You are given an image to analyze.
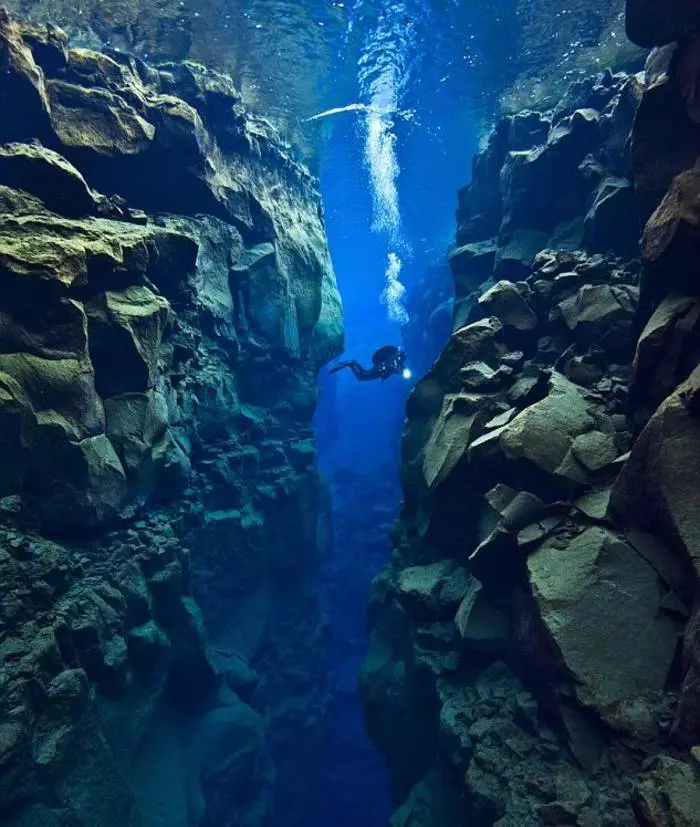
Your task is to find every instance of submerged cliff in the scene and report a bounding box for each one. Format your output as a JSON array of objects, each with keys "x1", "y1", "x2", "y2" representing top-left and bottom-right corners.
[
  {"x1": 0, "y1": 7, "x2": 342, "y2": 826},
  {"x1": 362, "y1": 3, "x2": 700, "y2": 824}
]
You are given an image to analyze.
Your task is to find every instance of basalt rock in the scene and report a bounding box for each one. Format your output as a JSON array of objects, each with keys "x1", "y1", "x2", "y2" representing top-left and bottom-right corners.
[
  {"x1": 632, "y1": 755, "x2": 700, "y2": 827},
  {"x1": 363, "y1": 46, "x2": 696, "y2": 827},
  {"x1": 631, "y1": 42, "x2": 700, "y2": 227},
  {"x1": 0, "y1": 9, "x2": 342, "y2": 827},
  {"x1": 618, "y1": 2, "x2": 700, "y2": 762},
  {"x1": 450, "y1": 69, "x2": 642, "y2": 321},
  {"x1": 584, "y1": 175, "x2": 641, "y2": 259}
]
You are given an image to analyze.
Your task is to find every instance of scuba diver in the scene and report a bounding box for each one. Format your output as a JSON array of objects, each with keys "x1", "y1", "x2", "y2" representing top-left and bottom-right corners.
[{"x1": 330, "y1": 345, "x2": 411, "y2": 382}]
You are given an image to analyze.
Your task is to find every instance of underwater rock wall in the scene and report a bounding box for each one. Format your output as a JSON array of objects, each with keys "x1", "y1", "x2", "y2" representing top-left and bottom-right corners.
[
  {"x1": 362, "y1": 19, "x2": 700, "y2": 827},
  {"x1": 0, "y1": 7, "x2": 342, "y2": 827}
]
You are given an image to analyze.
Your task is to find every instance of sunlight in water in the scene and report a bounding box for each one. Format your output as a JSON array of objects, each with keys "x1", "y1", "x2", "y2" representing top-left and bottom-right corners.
[{"x1": 359, "y1": 1, "x2": 413, "y2": 325}]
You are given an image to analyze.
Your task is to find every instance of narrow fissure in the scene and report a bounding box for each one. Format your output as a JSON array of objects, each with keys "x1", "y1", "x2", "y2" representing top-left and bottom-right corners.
[{"x1": 1, "y1": 2, "x2": 699, "y2": 827}]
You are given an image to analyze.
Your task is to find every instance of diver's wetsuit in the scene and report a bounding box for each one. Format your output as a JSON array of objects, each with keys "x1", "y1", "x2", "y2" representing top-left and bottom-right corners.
[
  {"x1": 331, "y1": 345, "x2": 407, "y2": 382},
  {"x1": 331, "y1": 360, "x2": 382, "y2": 381}
]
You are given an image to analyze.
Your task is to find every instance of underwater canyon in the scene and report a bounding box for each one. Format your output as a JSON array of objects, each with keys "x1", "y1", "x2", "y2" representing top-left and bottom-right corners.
[{"x1": 1, "y1": 1, "x2": 700, "y2": 826}]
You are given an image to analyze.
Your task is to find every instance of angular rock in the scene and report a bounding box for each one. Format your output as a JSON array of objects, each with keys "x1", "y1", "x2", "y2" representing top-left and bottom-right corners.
[
  {"x1": 455, "y1": 580, "x2": 509, "y2": 652},
  {"x1": 570, "y1": 430, "x2": 618, "y2": 472},
  {"x1": 632, "y1": 45, "x2": 700, "y2": 223},
  {"x1": 85, "y1": 287, "x2": 170, "y2": 397},
  {"x1": 557, "y1": 284, "x2": 638, "y2": 357},
  {"x1": 574, "y1": 488, "x2": 612, "y2": 521},
  {"x1": 459, "y1": 361, "x2": 504, "y2": 391},
  {"x1": 397, "y1": 562, "x2": 470, "y2": 620},
  {"x1": 478, "y1": 280, "x2": 538, "y2": 331},
  {"x1": 499, "y1": 372, "x2": 601, "y2": 486},
  {"x1": 493, "y1": 229, "x2": 549, "y2": 281},
  {"x1": 47, "y1": 79, "x2": 156, "y2": 156},
  {"x1": 422, "y1": 395, "x2": 477, "y2": 490},
  {"x1": 584, "y1": 176, "x2": 640, "y2": 259},
  {"x1": 643, "y1": 167, "x2": 700, "y2": 297},
  {"x1": 448, "y1": 239, "x2": 497, "y2": 295},
  {"x1": 630, "y1": 292, "x2": 700, "y2": 425},
  {"x1": 506, "y1": 367, "x2": 548, "y2": 408},
  {"x1": 527, "y1": 526, "x2": 680, "y2": 718},
  {"x1": 632, "y1": 756, "x2": 700, "y2": 826},
  {"x1": 609, "y1": 365, "x2": 700, "y2": 743},
  {"x1": 437, "y1": 317, "x2": 504, "y2": 391},
  {"x1": 610, "y1": 364, "x2": 700, "y2": 580}
]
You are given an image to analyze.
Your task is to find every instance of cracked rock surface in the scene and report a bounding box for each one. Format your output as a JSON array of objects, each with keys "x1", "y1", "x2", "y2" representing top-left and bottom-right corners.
[
  {"x1": 362, "y1": 19, "x2": 700, "y2": 825},
  {"x1": 0, "y1": 8, "x2": 342, "y2": 827}
]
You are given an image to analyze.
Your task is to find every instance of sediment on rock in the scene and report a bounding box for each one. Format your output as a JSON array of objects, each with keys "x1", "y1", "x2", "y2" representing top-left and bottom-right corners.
[
  {"x1": 362, "y1": 25, "x2": 700, "y2": 827},
  {"x1": 0, "y1": 8, "x2": 343, "y2": 827}
]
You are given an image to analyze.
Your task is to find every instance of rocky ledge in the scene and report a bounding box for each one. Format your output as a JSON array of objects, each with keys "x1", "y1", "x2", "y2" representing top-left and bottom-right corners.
[
  {"x1": 0, "y1": 7, "x2": 342, "y2": 827},
  {"x1": 362, "y1": 6, "x2": 700, "y2": 826}
]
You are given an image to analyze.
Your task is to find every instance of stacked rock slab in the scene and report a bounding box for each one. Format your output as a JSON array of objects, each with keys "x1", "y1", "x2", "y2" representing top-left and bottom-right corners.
[
  {"x1": 362, "y1": 36, "x2": 700, "y2": 827},
  {"x1": 449, "y1": 69, "x2": 643, "y2": 327},
  {"x1": 0, "y1": 8, "x2": 343, "y2": 827},
  {"x1": 613, "y1": 0, "x2": 700, "y2": 765}
]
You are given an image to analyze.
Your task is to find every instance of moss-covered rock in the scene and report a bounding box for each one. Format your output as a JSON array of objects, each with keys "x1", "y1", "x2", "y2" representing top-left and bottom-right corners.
[
  {"x1": 0, "y1": 8, "x2": 342, "y2": 827},
  {"x1": 86, "y1": 286, "x2": 170, "y2": 396}
]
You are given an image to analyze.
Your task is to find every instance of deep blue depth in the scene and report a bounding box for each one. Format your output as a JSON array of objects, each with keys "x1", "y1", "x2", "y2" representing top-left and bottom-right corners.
[{"x1": 313, "y1": 95, "x2": 478, "y2": 825}]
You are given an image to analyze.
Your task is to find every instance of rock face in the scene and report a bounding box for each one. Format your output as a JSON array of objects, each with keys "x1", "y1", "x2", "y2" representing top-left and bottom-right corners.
[
  {"x1": 362, "y1": 24, "x2": 700, "y2": 827},
  {"x1": 0, "y1": 8, "x2": 342, "y2": 827},
  {"x1": 615, "y1": 0, "x2": 700, "y2": 758},
  {"x1": 451, "y1": 69, "x2": 643, "y2": 308}
]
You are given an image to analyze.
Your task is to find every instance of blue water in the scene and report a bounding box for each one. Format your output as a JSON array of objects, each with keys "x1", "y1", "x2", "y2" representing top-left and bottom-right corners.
[
  {"x1": 0, "y1": 0, "x2": 635, "y2": 824},
  {"x1": 312, "y1": 54, "x2": 479, "y2": 821}
]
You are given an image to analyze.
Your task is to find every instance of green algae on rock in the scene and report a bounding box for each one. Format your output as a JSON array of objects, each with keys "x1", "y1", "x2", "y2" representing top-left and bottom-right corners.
[{"x1": 0, "y1": 6, "x2": 342, "y2": 827}]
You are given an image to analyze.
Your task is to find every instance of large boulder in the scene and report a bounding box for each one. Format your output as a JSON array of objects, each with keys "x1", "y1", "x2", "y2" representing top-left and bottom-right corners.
[
  {"x1": 610, "y1": 365, "x2": 700, "y2": 743},
  {"x1": 632, "y1": 756, "x2": 700, "y2": 826},
  {"x1": 642, "y1": 167, "x2": 700, "y2": 308},
  {"x1": 610, "y1": 364, "x2": 700, "y2": 581},
  {"x1": 632, "y1": 44, "x2": 700, "y2": 224},
  {"x1": 584, "y1": 176, "x2": 640, "y2": 259},
  {"x1": 421, "y1": 394, "x2": 479, "y2": 490},
  {"x1": 497, "y1": 372, "x2": 611, "y2": 488},
  {"x1": 556, "y1": 282, "x2": 638, "y2": 358},
  {"x1": 478, "y1": 280, "x2": 538, "y2": 332},
  {"x1": 629, "y1": 292, "x2": 700, "y2": 425},
  {"x1": 527, "y1": 526, "x2": 680, "y2": 721}
]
